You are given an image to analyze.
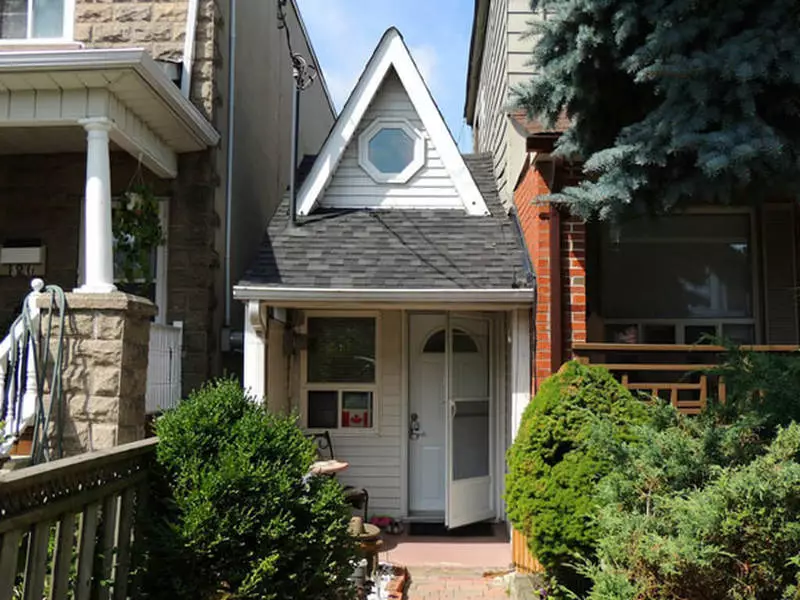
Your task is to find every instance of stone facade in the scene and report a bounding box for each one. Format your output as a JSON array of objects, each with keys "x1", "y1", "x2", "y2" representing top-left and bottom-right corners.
[
  {"x1": 43, "y1": 293, "x2": 157, "y2": 455},
  {"x1": 74, "y1": 0, "x2": 221, "y2": 121},
  {"x1": 72, "y1": 0, "x2": 224, "y2": 391}
]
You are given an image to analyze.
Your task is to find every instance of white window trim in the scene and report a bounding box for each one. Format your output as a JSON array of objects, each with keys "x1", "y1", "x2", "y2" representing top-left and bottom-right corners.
[
  {"x1": 300, "y1": 310, "x2": 381, "y2": 436},
  {"x1": 357, "y1": 117, "x2": 425, "y2": 184},
  {"x1": 78, "y1": 195, "x2": 169, "y2": 324},
  {"x1": 0, "y1": 0, "x2": 75, "y2": 43}
]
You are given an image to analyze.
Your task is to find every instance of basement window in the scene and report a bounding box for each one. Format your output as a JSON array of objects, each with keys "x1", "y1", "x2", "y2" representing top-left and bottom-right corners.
[{"x1": 0, "y1": 0, "x2": 72, "y2": 41}]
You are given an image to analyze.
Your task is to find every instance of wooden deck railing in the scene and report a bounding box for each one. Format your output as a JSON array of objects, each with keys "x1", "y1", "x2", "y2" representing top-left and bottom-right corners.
[
  {"x1": 573, "y1": 343, "x2": 800, "y2": 414},
  {"x1": 0, "y1": 437, "x2": 158, "y2": 599}
]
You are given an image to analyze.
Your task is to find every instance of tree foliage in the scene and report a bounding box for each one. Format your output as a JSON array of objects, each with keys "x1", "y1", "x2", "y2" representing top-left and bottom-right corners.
[
  {"x1": 139, "y1": 379, "x2": 357, "y2": 600},
  {"x1": 505, "y1": 361, "x2": 648, "y2": 587},
  {"x1": 518, "y1": 0, "x2": 800, "y2": 220}
]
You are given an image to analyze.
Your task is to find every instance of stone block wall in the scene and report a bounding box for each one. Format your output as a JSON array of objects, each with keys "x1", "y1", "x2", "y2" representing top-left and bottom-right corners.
[
  {"x1": 43, "y1": 293, "x2": 156, "y2": 455},
  {"x1": 74, "y1": 0, "x2": 222, "y2": 121}
]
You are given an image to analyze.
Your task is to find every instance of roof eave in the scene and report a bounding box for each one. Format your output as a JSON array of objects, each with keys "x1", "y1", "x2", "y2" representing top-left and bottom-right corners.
[
  {"x1": 0, "y1": 48, "x2": 220, "y2": 148},
  {"x1": 233, "y1": 286, "x2": 533, "y2": 304},
  {"x1": 464, "y1": 0, "x2": 490, "y2": 124}
]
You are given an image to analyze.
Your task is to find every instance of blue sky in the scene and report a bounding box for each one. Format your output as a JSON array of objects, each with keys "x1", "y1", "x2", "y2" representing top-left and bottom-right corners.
[{"x1": 295, "y1": 0, "x2": 475, "y2": 151}]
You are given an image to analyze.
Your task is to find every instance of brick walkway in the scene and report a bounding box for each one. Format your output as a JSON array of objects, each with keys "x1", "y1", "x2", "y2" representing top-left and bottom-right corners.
[{"x1": 404, "y1": 567, "x2": 509, "y2": 599}]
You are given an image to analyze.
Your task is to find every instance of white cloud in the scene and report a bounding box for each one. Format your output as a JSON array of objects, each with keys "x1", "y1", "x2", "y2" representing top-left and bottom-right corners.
[{"x1": 410, "y1": 44, "x2": 438, "y2": 89}]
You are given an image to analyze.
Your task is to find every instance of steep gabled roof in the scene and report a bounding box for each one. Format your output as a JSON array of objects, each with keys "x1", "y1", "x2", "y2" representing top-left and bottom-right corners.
[
  {"x1": 296, "y1": 28, "x2": 489, "y2": 217},
  {"x1": 239, "y1": 154, "x2": 530, "y2": 291}
]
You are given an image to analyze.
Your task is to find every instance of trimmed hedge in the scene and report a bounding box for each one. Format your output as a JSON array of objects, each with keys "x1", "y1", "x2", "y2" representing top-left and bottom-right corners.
[
  {"x1": 140, "y1": 379, "x2": 357, "y2": 599},
  {"x1": 505, "y1": 361, "x2": 648, "y2": 584}
]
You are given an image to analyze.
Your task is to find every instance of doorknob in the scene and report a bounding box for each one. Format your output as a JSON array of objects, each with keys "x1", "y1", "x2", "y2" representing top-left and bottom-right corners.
[{"x1": 409, "y1": 412, "x2": 424, "y2": 440}]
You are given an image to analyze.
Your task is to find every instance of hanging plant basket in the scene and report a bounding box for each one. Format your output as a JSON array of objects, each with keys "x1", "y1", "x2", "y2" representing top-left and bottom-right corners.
[{"x1": 112, "y1": 184, "x2": 164, "y2": 288}]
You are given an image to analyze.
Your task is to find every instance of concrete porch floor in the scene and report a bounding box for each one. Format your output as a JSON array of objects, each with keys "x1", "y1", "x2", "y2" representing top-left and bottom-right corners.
[{"x1": 379, "y1": 523, "x2": 512, "y2": 569}]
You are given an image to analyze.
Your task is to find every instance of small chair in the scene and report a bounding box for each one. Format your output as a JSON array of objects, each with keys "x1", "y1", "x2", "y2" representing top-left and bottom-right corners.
[{"x1": 308, "y1": 431, "x2": 370, "y2": 521}]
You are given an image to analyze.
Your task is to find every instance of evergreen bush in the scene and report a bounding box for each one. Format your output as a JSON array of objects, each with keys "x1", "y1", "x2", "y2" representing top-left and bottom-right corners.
[
  {"x1": 585, "y1": 415, "x2": 800, "y2": 600},
  {"x1": 505, "y1": 361, "x2": 648, "y2": 586},
  {"x1": 139, "y1": 379, "x2": 357, "y2": 600}
]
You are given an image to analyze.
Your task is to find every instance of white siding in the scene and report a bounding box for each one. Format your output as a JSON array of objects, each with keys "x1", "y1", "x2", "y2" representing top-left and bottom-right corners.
[
  {"x1": 319, "y1": 70, "x2": 464, "y2": 210},
  {"x1": 329, "y1": 310, "x2": 403, "y2": 515},
  {"x1": 474, "y1": 0, "x2": 509, "y2": 202},
  {"x1": 473, "y1": 0, "x2": 546, "y2": 200}
]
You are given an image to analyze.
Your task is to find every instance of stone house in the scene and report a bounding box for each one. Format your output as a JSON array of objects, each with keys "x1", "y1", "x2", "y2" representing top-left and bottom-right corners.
[{"x1": 0, "y1": 0, "x2": 335, "y2": 454}]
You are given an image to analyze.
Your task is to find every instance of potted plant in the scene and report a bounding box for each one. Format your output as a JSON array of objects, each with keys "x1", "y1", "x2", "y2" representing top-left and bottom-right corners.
[{"x1": 112, "y1": 184, "x2": 164, "y2": 296}]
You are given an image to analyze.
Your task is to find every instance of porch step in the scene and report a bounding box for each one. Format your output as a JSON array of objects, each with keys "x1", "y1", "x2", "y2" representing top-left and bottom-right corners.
[{"x1": 8, "y1": 426, "x2": 34, "y2": 456}]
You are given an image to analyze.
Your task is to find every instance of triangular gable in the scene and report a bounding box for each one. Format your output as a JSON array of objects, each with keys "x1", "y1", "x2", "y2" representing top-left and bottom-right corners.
[{"x1": 297, "y1": 28, "x2": 489, "y2": 217}]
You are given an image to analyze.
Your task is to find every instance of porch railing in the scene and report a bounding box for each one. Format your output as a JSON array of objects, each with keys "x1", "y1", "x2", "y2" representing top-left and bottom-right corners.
[
  {"x1": 0, "y1": 437, "x2": 158, "y2": 599},
  {"x1": 145, "y1": 322, "x2": 183, "y2": 414},
  {"x1": 573, "y1": 343, "x2": 800, "y2": 414},
  {"x1": 1, "y1": 280, "x2": 66, "y2": 462}
]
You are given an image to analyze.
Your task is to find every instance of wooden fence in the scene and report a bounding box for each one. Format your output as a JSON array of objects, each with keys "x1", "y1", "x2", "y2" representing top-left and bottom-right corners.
[
  {"x1": 512, "y1": 528, "x2": 543, "y2": 574},
  {"x1": 0, "y1": 438, "x2": 158, "y2": 599}
]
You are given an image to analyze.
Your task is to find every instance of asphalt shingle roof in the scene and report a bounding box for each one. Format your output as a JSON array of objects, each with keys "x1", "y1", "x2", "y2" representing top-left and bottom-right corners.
[{"x1": 239, "y1": 153, "x2": 531, "y2": 290}]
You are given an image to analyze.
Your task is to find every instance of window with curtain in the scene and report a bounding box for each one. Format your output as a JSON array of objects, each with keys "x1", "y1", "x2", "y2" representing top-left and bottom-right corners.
[
  {"x1": 601, "y1": 213, "x2": 755, "y2": 343},
  {"x1": 305, "y1": 317, "x2": 377, "y2": 430}
]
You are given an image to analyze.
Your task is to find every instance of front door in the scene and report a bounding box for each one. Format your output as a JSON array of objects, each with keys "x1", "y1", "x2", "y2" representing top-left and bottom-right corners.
[
  {"x1": 408, "y1": 313, "x2": 493, "y2": 527},
  {"x1": 409, "y1": 314, "x2": 447, "y2": 515}
]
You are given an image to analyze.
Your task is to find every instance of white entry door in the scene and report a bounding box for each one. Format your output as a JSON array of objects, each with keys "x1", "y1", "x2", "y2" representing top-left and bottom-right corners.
[
  {"x1": 409, "y1": 314, "x2": 447, "y2": 515},
  {"x1": 446, "y1": 315, "x2": 493, "y2": 529},
  {"x1": 408, "y1": 313, "x2": 493, "y2": 527}
]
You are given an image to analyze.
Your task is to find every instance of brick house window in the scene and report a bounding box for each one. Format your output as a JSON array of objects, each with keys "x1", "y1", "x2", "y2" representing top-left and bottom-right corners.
[
  {"x1": 601, "y1": 212, "x2": 756, "y2": 344},
  {"x1": 304, "y1": 316, "x2": 378, "y2": 431},
  {"x1": 0, "y1": 0, "x2": 72, "y2": 40}
]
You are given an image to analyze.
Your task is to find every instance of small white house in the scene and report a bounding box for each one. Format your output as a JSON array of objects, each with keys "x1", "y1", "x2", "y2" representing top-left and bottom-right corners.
[{"x1": 234, "y1": 29, "x2": 534, "y2": 529}]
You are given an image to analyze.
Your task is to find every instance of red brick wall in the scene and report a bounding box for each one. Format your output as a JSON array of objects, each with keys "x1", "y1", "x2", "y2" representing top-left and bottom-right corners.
[
  {"x1": 513, "y1": 159, "x2": 588, "y2": 391},
  {"x1": 562, "y1": 215, "x2": 587, "y2": 353}
]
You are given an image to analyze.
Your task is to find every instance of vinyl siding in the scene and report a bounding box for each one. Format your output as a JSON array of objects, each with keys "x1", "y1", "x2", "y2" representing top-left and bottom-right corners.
[
  {"x1": 319, "y1": 71, "x2": 463, "y2": 210},
  {"x1": 474, "y1": 0, "x2": 509, "y2": 202},
  {"x1": 317, "y1": 310, "x2": 404, "y2": 516},
  {"x1": 473, "y1": 0, "x2": 545, "y2": 203}
]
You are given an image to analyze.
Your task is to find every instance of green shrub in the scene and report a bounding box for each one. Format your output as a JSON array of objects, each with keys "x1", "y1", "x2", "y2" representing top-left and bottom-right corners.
[
  {"x1": 505, "y1": 361, "x2": 649, "y2": 586},
  {"x1": 584, "y1": 416, "x2": 800, "y2": 600},
  {"x1": 708, "y1": 345, "x2": 800, "y2": 431},
  {"x1": 140, "y1": 379, "x2": 357, "y2": 600}
]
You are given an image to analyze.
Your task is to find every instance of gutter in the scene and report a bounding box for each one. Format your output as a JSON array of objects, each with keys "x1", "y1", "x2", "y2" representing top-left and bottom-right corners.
[
  {"x1": 463, "y1": 0, "x2": 490, "y2": 124},
  {"x1": 0, "y1": 49, "x2": 219, "y2": 148},
  {"x1": 223, "y1": 0, "x2": 237, "y2": 329},
  {"x1": 180, "y1": 0, "x2": 200, "y2": 98},
  {"x1": 232, "y1": 286, "x2": 534, "y2": 304}
]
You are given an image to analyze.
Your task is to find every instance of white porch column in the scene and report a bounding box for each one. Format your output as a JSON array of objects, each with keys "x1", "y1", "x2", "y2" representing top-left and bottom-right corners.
[
  {"x1": 77, "y1": 117, "x2": 116, "y2": 293},
  {"x1": 244, "y1": 301, "x2": 267, "y2": 403},
  {"x1": 510, "y1": 308, "x2": 531, "y2": 441}
]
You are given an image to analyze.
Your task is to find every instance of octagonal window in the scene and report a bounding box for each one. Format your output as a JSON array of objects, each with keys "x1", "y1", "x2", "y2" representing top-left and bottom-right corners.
[{"x1": 367, "y1": 128, "x2": 414, "y2": 174}]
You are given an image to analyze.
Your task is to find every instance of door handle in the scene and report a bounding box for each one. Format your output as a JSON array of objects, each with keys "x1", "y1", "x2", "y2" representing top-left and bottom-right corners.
[{"x1": 409, "y1": 412, "x2": 425, "y2": 440}]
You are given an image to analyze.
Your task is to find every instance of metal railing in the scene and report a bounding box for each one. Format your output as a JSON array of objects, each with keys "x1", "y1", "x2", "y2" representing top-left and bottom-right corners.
[
  {"x1": 145, "y1": 321, "x2": 183, "y2": 414},
  {"x1": 0, "y1": 437, "x2": 158, "y2": 599},
  {"x1": 1, "y1": 279, "x2": 66, "y2": 462}
]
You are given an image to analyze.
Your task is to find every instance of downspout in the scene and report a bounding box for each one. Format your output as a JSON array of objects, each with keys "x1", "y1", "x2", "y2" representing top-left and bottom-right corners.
[
  {"x1": 180, "y1": 0, "x2": 200, "y2": 97},
  {"x1": 549, "y1": 204, "x2": 562, "y2": 374},
  {"x1": 224, "y1": 0, "x2": 237, "y2": 330},
  {"x1": 290, "y1": 82, "x2": 299, "y2": 225}
]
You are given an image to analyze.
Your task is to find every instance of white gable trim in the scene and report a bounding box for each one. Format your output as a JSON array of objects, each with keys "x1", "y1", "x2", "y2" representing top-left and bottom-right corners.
[{"x1": 296, "y1": 28, "x2": 489, "y2": 217}]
